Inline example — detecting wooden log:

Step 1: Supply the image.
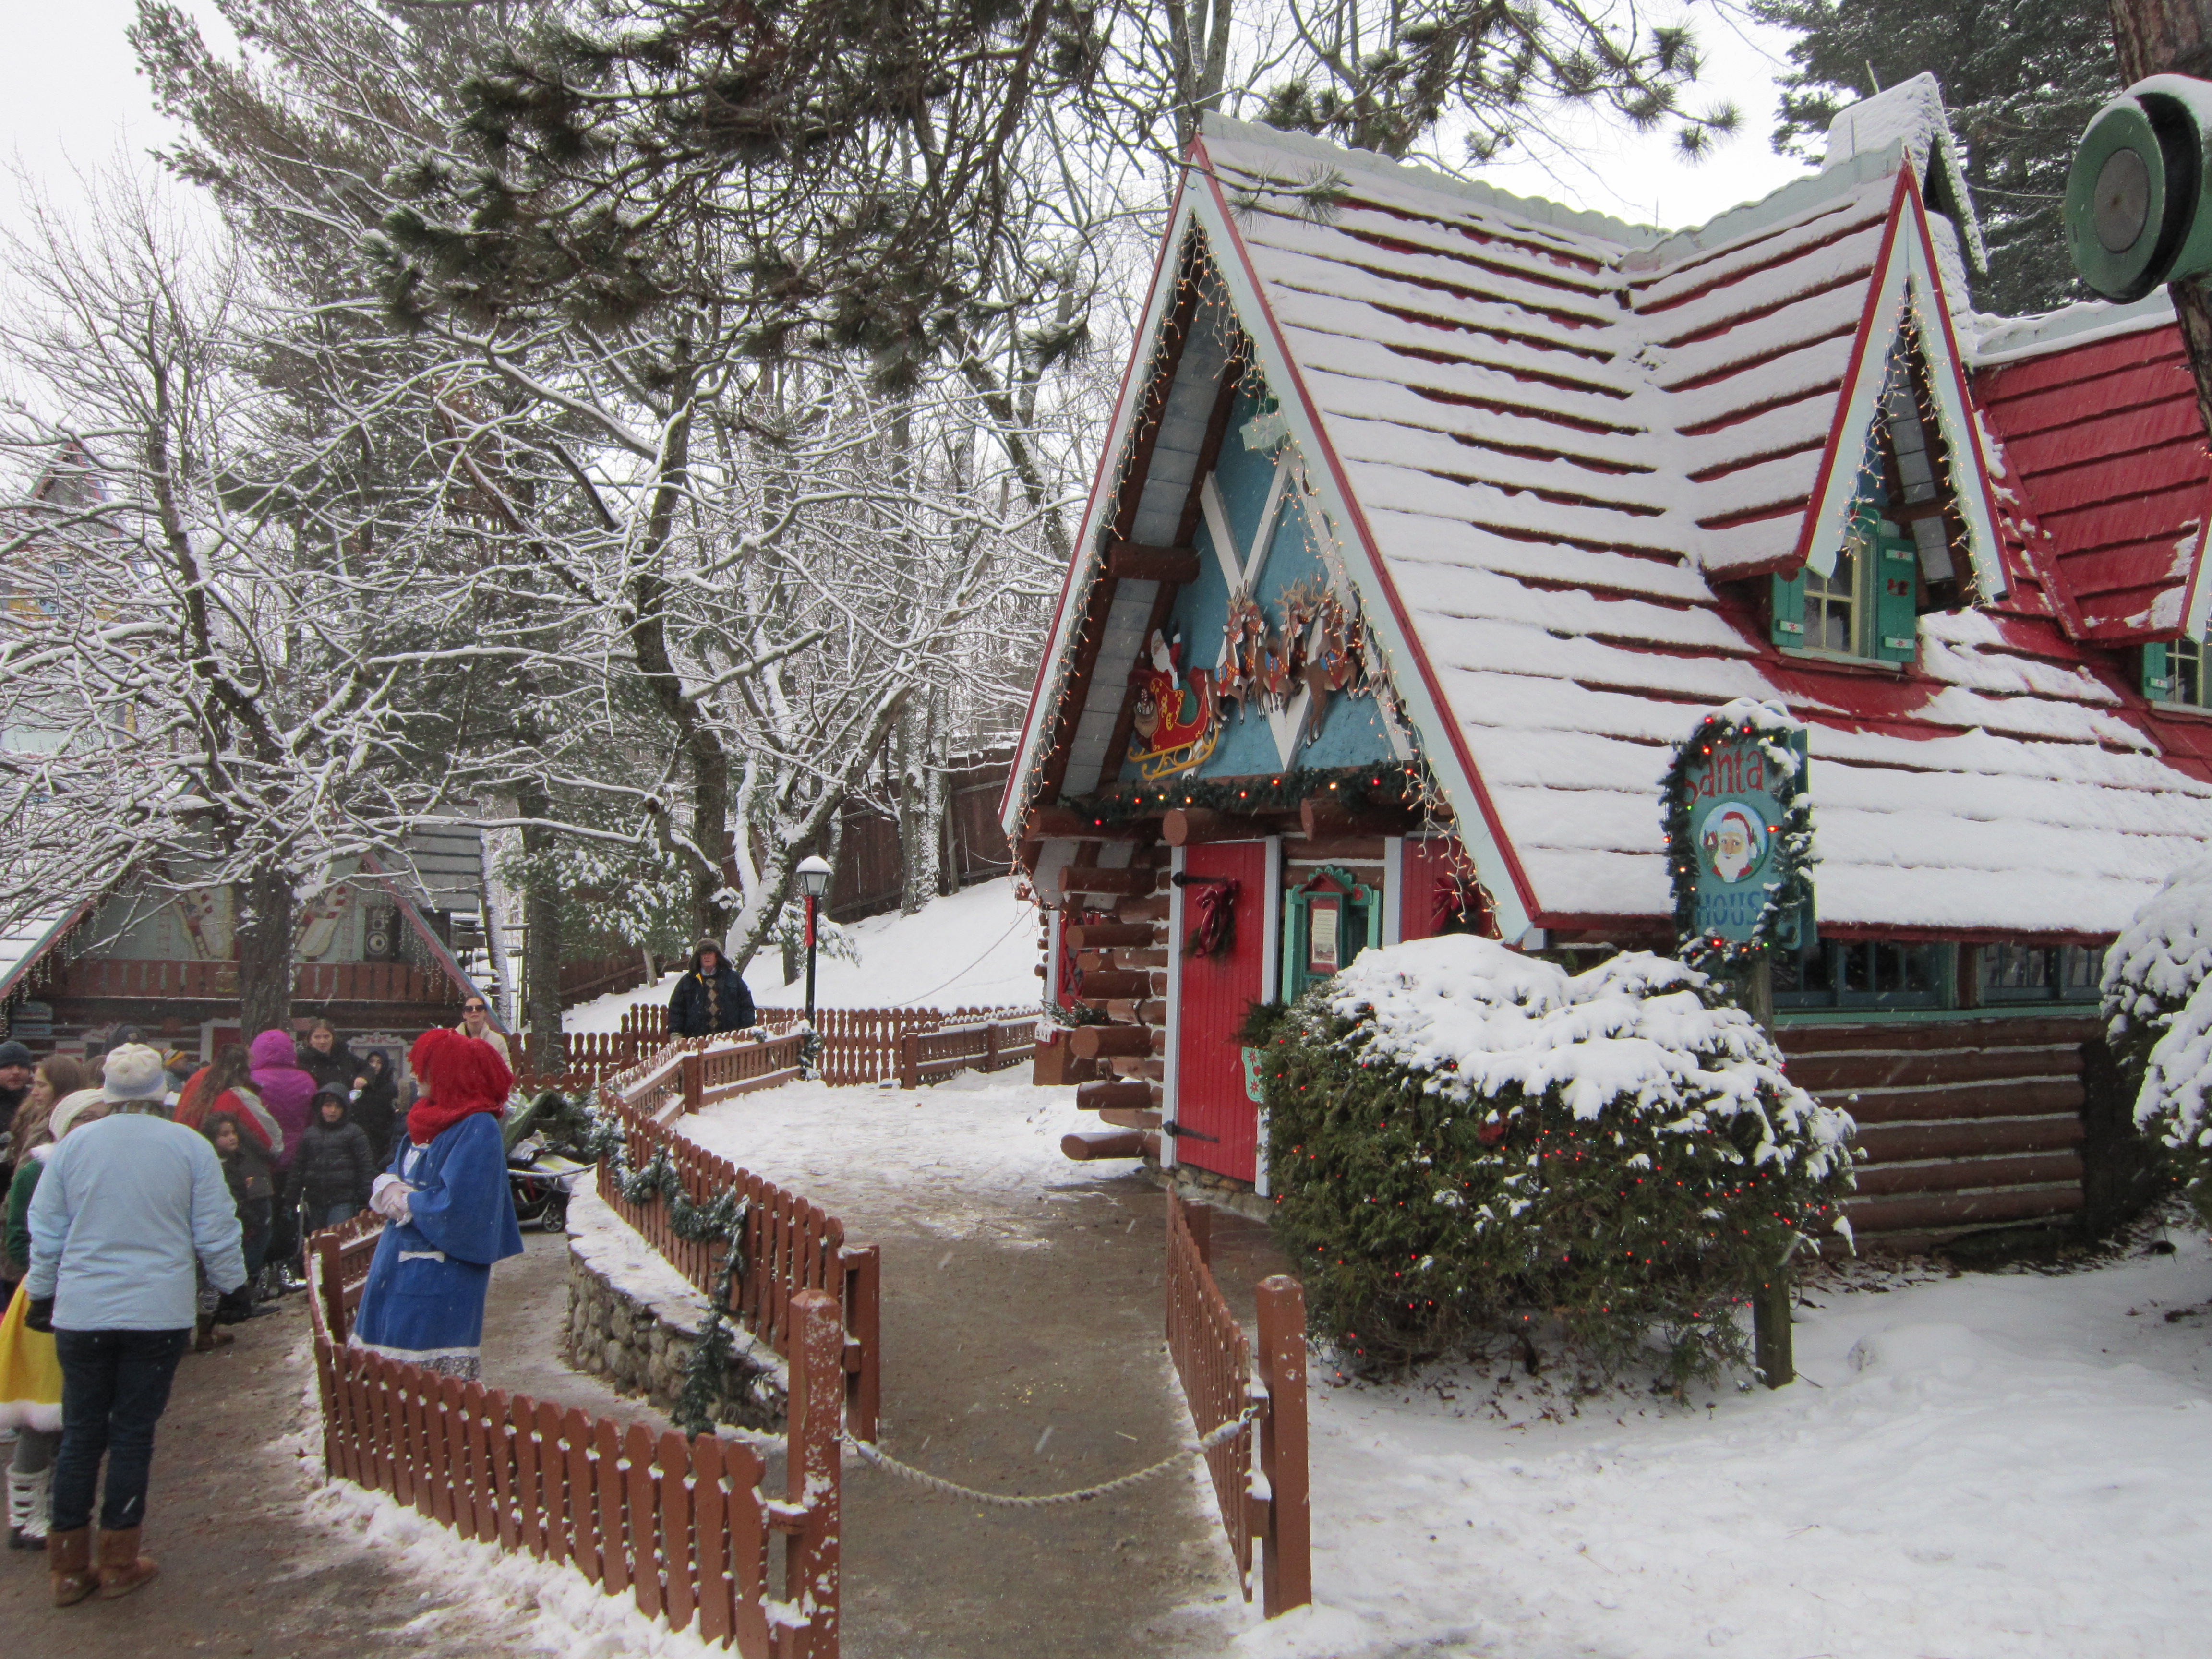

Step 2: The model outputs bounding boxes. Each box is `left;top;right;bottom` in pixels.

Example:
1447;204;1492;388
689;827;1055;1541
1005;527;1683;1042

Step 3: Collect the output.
1299;798;1419;839
1114;895;1170;921
1065;922;1155;949
1098;1106;1162;1129
1854;1117;2084;1164
1106;540;1202;583
1074;969;1151;1001
1070;1023;1155;1059
1076;1079;1154;1113
1787;1046;2081;1092
1163;807;1270;846
1024;805;1152;842
1061;1129;1150;1161
1056;866;1159;895
1842;1185;2083;1236
1850;1151;2085;1196
1829;1078;2085;1124
1775;1016;2098;1055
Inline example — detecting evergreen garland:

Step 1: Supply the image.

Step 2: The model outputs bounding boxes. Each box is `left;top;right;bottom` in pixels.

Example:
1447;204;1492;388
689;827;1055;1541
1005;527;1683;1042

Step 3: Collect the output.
1660;708;1815;972
1066;762;1426;827
569;1099;754;1437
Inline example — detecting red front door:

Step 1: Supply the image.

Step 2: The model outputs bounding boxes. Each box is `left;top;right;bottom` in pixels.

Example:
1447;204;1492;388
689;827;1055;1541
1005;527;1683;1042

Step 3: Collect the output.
1174;841;1267;1183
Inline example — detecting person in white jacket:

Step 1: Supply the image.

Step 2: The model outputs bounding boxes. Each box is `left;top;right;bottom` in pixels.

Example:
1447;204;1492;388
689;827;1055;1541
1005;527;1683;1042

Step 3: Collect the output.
23;1045;246;1608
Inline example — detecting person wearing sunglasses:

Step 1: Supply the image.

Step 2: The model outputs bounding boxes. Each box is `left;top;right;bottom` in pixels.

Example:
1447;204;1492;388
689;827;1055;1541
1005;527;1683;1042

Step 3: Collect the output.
452;997;510;1069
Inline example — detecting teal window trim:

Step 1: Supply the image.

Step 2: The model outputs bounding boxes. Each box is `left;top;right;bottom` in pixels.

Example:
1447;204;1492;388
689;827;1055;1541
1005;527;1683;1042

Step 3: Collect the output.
2142;641;2172;701
1976;943;2103;1005
1773;938;1952;1012
1281;865;1381;1001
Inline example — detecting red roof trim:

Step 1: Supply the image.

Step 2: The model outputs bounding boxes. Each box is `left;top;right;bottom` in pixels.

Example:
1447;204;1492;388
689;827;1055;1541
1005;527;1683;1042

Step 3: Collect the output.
996;174;1195;827
1194;136;1545;927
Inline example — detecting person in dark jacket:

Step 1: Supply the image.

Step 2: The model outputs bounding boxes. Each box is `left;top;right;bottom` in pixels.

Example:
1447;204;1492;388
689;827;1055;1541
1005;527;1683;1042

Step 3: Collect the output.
199;1113;275;1281
286;1093;375;1229
668;939;756;1038
296;1022;360;1096
348;1051;399;1166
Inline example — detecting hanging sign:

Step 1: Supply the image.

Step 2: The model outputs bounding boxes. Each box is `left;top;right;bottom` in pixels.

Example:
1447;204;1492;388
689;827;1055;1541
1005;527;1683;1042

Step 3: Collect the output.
1663;700;1815;969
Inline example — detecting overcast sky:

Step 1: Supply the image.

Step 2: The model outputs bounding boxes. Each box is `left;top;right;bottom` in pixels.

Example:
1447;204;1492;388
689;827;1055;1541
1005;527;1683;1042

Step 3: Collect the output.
4;1;1816;238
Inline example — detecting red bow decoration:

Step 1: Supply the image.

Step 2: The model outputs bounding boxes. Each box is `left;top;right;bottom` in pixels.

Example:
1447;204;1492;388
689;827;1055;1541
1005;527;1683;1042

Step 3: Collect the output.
1433;872;1491;936
1182;878;1238;959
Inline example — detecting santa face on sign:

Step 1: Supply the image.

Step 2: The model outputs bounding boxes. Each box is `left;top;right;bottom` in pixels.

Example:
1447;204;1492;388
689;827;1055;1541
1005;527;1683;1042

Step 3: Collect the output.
1700;804;1763;884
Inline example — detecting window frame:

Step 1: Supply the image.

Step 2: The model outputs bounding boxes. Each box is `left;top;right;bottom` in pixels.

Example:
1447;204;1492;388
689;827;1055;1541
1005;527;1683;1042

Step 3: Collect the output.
1975;943;2103;1005
1772;938;1954;1012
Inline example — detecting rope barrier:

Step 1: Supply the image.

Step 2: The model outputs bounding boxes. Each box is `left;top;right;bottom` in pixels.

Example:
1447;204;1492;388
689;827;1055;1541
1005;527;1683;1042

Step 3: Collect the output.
843;1406;1258;1509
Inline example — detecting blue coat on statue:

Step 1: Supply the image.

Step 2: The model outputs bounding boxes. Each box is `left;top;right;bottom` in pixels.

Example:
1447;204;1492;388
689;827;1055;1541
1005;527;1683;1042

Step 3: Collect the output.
349;1112;523;1377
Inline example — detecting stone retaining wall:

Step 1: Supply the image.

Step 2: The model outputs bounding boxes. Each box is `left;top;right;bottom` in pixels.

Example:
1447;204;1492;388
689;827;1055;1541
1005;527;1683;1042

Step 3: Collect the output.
560;1239;787;1431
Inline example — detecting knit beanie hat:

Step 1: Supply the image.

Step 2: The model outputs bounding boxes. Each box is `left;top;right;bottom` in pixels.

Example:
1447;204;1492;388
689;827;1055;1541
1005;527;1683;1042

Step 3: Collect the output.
0;1040;33;1069
101;1043;170;1102
49;1089;108;1139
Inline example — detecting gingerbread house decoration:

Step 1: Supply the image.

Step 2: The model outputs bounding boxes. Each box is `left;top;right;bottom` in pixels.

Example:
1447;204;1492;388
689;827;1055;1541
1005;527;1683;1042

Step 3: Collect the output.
1006;78;2212;1247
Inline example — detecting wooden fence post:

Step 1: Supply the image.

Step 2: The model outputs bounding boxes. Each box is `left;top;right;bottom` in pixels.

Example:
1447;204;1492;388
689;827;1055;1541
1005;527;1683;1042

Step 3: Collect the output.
784;1288;842;1659
841;1244;881;1444
1254;1275;1311;1619
314;1233;347;1342
897;1031;918;1091
682;1051;704;1115
1185;1195;1212;1266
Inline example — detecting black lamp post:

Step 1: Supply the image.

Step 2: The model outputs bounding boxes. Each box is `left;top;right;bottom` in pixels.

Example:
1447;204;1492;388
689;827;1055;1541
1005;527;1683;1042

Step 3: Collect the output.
795;856;832;1043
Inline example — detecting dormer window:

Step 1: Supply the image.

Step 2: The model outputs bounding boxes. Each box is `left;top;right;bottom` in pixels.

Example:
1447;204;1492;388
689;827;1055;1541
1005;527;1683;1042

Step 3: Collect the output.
1772;506;1918;665
2144;635;2209;708
1772;334;1973;665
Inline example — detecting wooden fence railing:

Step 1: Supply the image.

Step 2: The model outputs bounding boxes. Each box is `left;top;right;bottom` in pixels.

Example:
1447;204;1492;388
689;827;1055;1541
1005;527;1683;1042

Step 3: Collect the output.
895;1015;1040;1088
308;1218;843;1659
599;1039;881;1441
54;957;458;1006
611;1003;1036;1089
1164;1190;1310;1619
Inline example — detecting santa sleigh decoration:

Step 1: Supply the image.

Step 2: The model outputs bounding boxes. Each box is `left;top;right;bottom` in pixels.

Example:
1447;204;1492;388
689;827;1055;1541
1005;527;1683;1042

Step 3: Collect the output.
1127;628;1222;782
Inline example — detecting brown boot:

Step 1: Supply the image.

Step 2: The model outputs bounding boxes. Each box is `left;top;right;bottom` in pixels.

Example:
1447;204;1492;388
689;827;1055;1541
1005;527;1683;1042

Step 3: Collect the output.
46;1527;97;1607
96;1527;157;1599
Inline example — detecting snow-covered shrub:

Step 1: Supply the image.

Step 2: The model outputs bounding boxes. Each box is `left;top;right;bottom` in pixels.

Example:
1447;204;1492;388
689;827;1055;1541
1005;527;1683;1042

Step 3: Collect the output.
1261;936;1856;1383
2103;858;2212;1082
2105;861;2212;1221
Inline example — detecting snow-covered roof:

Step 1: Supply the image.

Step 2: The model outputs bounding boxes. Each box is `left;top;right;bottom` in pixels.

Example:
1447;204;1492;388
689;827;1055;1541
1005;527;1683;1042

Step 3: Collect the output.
1007;96;2212;942
0;905;86;1004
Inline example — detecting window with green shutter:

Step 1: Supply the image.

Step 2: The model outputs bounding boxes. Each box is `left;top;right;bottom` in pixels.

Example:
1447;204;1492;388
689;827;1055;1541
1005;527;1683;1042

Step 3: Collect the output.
2147;637;2211;707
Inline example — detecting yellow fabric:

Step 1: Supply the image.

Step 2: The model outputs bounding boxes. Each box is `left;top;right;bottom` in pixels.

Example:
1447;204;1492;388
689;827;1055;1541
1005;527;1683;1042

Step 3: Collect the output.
0;1279;62;1429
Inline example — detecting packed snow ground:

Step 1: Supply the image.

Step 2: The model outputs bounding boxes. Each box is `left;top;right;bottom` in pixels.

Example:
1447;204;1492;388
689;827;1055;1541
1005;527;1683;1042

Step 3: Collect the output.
565;879;1042;1033
687;1077;2212;1659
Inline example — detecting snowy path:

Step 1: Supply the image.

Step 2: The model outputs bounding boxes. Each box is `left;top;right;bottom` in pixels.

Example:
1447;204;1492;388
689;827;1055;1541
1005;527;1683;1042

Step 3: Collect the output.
680;1076;1256;1658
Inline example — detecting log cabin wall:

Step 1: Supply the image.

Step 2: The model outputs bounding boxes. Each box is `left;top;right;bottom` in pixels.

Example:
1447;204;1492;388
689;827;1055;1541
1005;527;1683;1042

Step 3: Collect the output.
1776;1015;2101;1252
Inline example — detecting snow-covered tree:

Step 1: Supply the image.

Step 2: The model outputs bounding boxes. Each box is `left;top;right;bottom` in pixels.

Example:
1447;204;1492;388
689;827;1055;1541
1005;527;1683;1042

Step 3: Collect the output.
0;174;469;1034
2103;860;2212;1220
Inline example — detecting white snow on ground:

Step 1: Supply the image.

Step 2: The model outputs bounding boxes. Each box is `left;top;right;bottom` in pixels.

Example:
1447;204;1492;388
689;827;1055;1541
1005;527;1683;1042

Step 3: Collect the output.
308;1476;726;1659
1241;1232;2212;1659
565;879;1042;1033
698;1077;2212;1659
677;1072;1103;1243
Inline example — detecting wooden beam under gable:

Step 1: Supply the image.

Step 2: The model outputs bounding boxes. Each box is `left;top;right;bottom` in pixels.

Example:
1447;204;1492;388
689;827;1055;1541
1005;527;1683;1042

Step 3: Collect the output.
1032;262;1209;812
1102;336;1250;786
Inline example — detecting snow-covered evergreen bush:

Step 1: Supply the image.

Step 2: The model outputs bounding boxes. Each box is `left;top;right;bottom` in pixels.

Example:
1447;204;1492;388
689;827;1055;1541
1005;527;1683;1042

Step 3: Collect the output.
2104;860;2212;1221
1261;936;1856;1384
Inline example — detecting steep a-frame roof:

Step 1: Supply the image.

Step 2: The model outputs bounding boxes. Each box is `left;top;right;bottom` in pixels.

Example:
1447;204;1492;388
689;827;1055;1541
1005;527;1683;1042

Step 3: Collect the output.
1007;95;2212;942
1972;297;2212;642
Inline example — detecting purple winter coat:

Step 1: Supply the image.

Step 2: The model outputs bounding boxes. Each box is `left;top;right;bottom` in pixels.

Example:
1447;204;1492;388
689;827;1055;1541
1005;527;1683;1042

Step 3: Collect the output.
248;1028;316;1171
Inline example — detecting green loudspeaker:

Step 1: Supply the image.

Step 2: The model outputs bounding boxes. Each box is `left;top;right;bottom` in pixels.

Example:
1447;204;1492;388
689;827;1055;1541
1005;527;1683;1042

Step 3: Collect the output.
2067;76;2212;302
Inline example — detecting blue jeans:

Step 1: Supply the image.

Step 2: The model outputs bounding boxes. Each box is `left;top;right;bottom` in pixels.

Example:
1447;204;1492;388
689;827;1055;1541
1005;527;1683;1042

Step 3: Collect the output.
322;1202;361;1228
52;1328;191;1533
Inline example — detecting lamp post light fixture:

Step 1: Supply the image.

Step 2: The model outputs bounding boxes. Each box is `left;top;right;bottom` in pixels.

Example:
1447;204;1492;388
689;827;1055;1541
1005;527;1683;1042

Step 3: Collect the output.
794;856;833;1049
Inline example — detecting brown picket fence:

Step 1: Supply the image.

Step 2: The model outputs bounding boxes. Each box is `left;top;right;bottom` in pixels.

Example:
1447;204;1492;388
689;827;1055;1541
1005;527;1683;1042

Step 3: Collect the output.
307;1218;843;1658
596;1071;881;1441
895;1015;1041;1087
1164;1190;1311;1618
611;1002;1036;1088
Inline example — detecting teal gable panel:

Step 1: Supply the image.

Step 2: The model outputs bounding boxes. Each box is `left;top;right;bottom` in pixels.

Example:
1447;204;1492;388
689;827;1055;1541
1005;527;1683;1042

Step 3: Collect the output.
1115;381;1397;784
